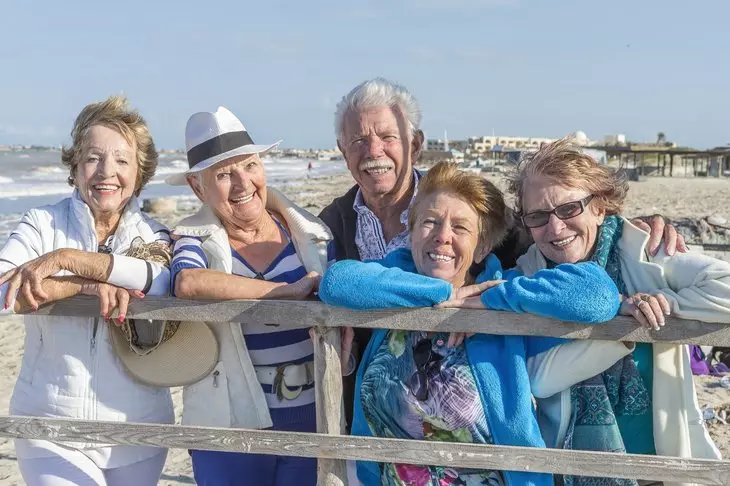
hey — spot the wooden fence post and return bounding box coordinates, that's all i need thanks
[313,326,347,486]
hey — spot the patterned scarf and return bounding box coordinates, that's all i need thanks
[562,216,649,486]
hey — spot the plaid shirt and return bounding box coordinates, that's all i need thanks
[353,169,420,261]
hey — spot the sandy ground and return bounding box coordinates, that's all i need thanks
[0,174,728,484]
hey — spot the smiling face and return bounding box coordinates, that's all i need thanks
[410,190,487,287]
[189,153,267,228]
[74,125,139,219]
[338,105,422,204]
[522,177,606,264]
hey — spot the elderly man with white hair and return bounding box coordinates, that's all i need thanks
[318,77,688,432]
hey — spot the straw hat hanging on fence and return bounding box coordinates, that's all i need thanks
[109,237,219,387]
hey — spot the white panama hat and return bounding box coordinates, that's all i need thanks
[166,106,282,185]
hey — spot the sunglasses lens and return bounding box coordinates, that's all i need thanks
[555,202,583,219]
[522,212,549,228]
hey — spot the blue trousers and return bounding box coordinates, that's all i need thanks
[191,409,317,486]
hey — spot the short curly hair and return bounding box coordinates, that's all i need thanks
[61,96,158,196]
[507,136,628,216]
[409,162,509,251]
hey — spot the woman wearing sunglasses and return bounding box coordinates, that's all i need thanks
[320,162,630,486]
[509,137,727,484]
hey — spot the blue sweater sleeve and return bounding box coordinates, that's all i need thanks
[481,261,621,323]
[319,250,452,309]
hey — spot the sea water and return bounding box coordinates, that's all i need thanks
[0,150,347,244]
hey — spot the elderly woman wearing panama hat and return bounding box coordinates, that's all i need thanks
[166,106,345,486]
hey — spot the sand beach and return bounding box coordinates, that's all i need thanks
[0,172,728,484]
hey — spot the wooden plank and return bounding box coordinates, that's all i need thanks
[313,327,346,485]
[30,295,326,327]
[324,306,730,346]
[0,416,727,484]
[24,296,730,346]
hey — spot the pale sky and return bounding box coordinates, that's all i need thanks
[1,0,729,150]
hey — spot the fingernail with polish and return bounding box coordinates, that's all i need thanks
[118,315,125,323]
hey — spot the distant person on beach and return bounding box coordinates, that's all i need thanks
[509,137,727,482]
[317,77,688,432]
[0,96,174,486]
[165,106,350,486]
[307,160,313,179]
[320,162,626,485]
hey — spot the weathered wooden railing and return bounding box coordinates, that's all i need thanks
[1,296,729,485]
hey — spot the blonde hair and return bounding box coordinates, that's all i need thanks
[409,162,509,250]
[61,96,158,196]
[508,136,628,216]
[508,137,629,214]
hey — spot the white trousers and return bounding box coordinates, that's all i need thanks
[17,448,167,486]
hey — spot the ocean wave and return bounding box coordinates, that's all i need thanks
[30,165,64,174]
[0,183,72,199]
[153,166,184,176]
[0,176,14,183]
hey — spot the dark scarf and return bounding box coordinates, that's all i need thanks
[562,216,650,486]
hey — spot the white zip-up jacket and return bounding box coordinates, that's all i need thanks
[519,217,725,486]
[174,187,333,429]
[0,190,174,468]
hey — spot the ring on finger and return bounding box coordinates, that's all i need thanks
[640,295,652,303]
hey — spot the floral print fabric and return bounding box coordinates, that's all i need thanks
[360,330,504,486]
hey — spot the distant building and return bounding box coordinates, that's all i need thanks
[467,135,555,153]
[426,139,468,152]
[449,149,465,162]
[604,134,627,145]
[709,146,730,176]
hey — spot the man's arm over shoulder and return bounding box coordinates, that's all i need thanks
[318,184,360,262]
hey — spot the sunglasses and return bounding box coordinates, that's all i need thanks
[408,338,443,401]
[521,195,594,229]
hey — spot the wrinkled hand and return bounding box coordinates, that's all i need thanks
[631,215,688,256]
[436,280,505,347]
[0,251,65,310]
[278,271,321,300]
[619,292,671,331]
[80,281,145,325]
[307,326,356,375]
[340,326,355,374]
[436,280,505,309]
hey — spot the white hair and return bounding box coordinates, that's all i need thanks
[334,78,422,143]
[188,171,205,196]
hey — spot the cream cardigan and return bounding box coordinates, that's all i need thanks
[518,217,726,485]
[174,187,333,429]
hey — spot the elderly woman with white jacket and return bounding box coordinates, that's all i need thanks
[0,96,174,485]
[510,137,727,485]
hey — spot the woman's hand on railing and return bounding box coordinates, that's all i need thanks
[79,281,145,324]
[435,280,505,310]
[435,280,505,347]
[0,250,66,310]
[619,292,671,331]
[271,271,321,300]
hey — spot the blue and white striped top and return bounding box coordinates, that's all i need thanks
[171,217,335,426]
